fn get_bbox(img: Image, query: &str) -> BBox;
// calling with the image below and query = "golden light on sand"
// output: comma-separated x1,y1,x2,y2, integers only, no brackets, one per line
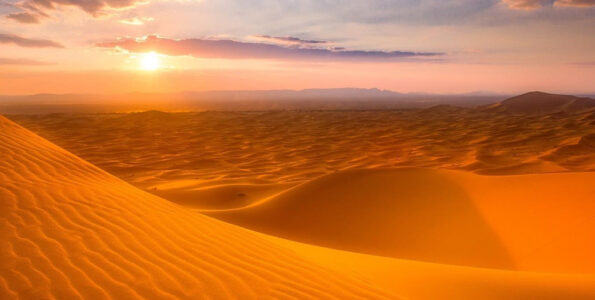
139,51,160,71
4,90,595,299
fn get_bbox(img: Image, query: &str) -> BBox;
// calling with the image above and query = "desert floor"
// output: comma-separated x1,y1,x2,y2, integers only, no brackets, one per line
3,98,595,299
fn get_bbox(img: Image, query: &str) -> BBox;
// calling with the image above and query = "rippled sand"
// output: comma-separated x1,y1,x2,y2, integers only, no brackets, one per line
3,92,595,299
10,104,595,194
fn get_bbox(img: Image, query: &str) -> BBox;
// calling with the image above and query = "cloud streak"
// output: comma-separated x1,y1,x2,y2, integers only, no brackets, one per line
0,57,50,65
119,16,154,25
503,0,595,9
97,35,442,62
555,0,595,7
4,0,146,23
502,0,549,9
6,12,41,23
252,35,329,48
0,33,63,48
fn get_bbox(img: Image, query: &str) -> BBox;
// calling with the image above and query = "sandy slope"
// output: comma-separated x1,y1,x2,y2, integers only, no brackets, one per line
271,235,595,300
209,168,595,273
486,91,595,114
9,106,595,204
0,116,394,299
210,169,514,269
2,115,595,299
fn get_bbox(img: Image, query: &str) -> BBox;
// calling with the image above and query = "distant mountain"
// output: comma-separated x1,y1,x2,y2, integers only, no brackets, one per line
486,92,595,114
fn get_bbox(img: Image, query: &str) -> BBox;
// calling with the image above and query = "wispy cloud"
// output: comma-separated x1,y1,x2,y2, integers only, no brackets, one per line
502,0,549,9
0,57,51,65
554,0,595,7
119,16,154,25
97,35,442,62
0,33,63,48
503,0,595,9
251,35,329,48
4,0,146,23
5,11,41,23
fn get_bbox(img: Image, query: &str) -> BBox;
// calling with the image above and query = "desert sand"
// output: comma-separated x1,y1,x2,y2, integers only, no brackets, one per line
2,92,595,299
211,168,595,273
0,116,395,299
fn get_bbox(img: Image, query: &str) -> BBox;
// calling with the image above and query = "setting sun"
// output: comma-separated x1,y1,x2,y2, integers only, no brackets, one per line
2,0,595,299
139,51,160,71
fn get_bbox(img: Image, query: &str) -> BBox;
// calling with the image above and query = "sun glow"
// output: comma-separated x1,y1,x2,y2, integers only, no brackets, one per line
139,52,160,71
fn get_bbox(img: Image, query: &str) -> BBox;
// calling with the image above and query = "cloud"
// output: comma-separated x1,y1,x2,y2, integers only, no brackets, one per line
97,35,442,62
4,0,146,23
554,0,595,7
503,0,595,9
502,0,549,9
0,33,63,48
252,35,329,48
5,11,41,23
119,16,154,25
0,57,50,65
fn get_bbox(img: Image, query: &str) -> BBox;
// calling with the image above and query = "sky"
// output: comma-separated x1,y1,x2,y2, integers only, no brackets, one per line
0,0,594,94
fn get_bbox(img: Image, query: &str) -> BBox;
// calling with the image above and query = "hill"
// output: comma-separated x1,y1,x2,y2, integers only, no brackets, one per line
208,168,595,273
2,115,595,299
0,115,393,299
486,92,595,114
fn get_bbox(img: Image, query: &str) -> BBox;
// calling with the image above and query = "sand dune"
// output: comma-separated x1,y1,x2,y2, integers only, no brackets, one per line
209,168,595,273
4,92,595,299
0,116,394,299
2,114,595,299
209,168,514,269
273,235,595,300
486,91,595,114
9,99,595,200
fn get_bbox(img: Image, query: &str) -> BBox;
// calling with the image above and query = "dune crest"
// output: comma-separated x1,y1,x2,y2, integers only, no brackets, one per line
486,91,595,114
209,168,595,273
209,168,514,269
2,115,595,299
0,116,394,299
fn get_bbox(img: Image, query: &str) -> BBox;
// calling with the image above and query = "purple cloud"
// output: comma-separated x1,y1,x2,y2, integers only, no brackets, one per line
503,0,595,9
253,35,329,48
555,0,595,6
5,12,41,23
97,35,442,62
0,57,51,65
0,33,63,48
4,0,145,23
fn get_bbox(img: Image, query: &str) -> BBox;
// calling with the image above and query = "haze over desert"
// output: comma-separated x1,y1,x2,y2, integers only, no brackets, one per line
2,0,595,299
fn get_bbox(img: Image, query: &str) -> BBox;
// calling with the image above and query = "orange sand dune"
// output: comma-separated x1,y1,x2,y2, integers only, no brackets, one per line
209,168,595,273
9,104,595,198
486,91,595,115
209,169,514,269
0,116,394,299
2,114,595,299
271,235,595,300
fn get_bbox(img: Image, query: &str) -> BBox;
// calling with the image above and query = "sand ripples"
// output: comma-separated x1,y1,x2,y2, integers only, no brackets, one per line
0,116,394,299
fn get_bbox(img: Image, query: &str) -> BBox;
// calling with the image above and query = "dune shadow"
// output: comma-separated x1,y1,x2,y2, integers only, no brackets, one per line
208,168,515,269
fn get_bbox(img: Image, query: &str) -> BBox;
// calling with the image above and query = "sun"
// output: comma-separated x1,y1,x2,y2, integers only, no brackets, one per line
139,51,160,71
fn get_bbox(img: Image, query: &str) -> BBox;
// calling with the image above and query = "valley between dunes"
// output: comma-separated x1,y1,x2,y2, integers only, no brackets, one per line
2,92,595,299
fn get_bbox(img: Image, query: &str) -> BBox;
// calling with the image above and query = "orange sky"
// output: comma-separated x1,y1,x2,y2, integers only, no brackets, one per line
1,0,594,94
2,62,594,95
